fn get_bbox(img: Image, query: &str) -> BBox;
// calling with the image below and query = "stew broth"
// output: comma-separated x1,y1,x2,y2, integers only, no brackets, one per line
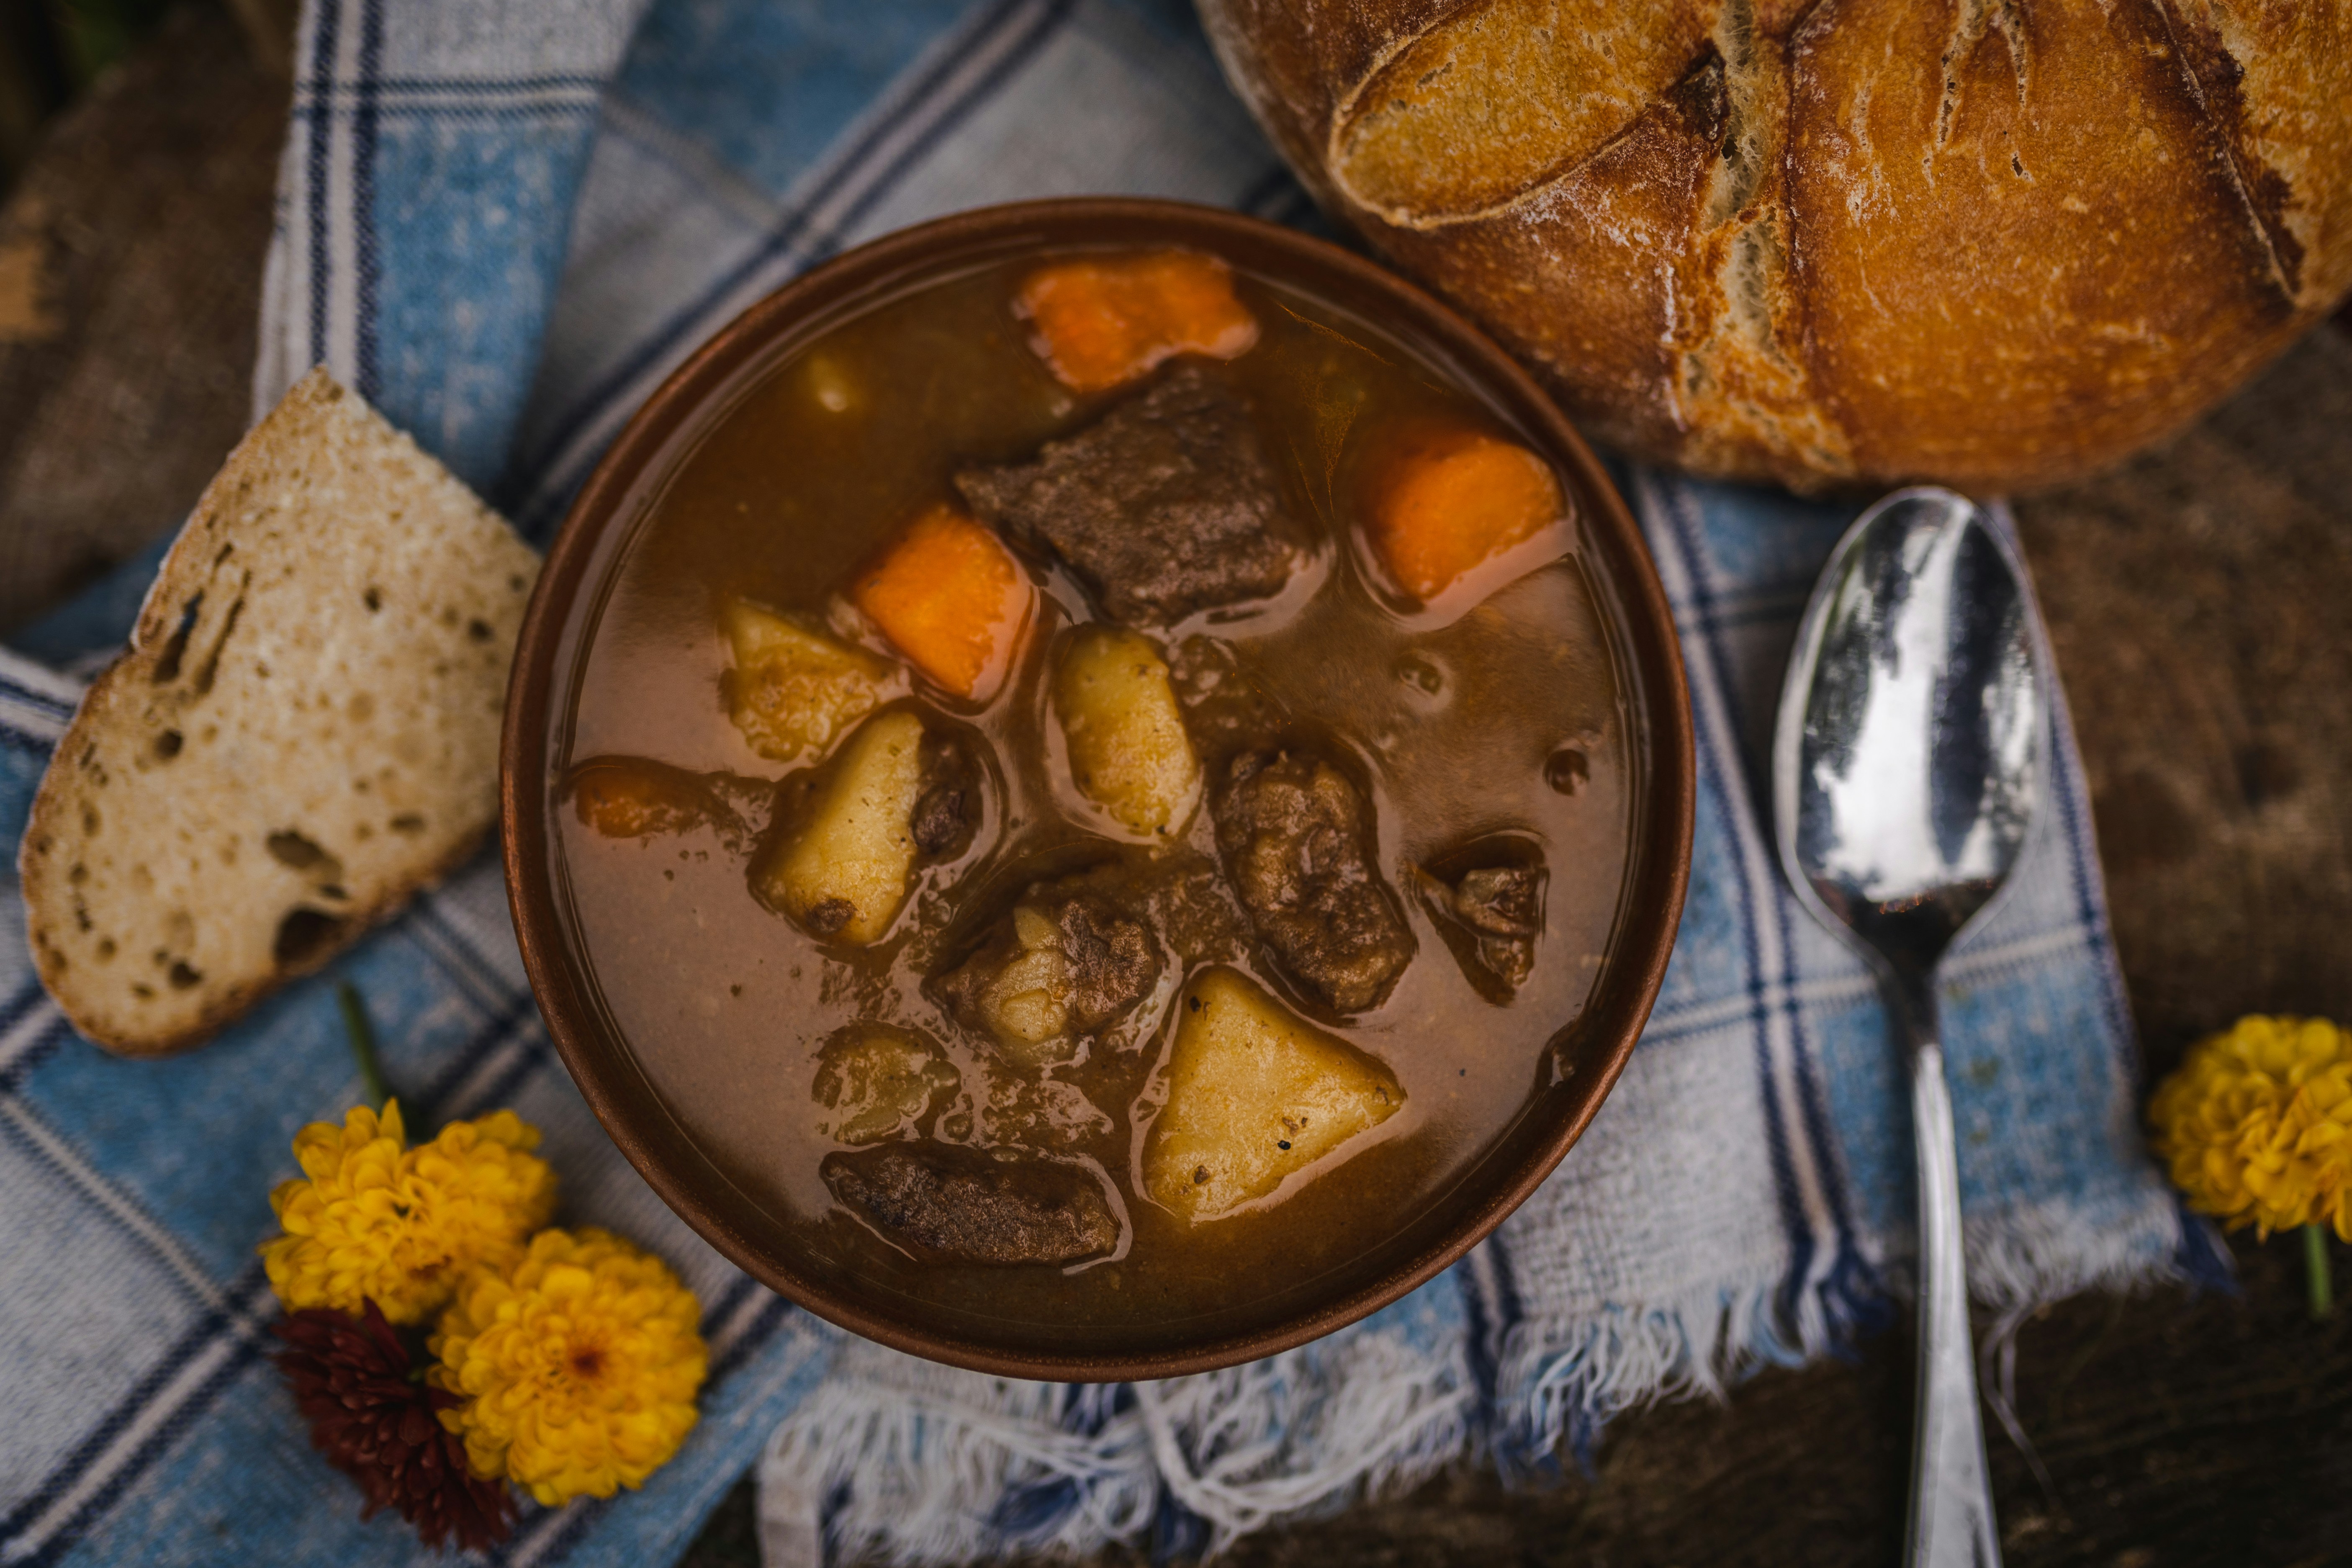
553,250,1632,1344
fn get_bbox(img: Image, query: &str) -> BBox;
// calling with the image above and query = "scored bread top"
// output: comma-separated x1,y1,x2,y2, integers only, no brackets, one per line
17,367,540,1056
1198,0,2352,492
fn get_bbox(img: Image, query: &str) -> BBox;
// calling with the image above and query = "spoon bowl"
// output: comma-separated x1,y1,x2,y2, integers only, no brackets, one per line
1778,488,2042,977
1773,486,2045,1568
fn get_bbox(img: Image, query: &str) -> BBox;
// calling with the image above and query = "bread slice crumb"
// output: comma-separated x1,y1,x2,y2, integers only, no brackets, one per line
16,367,540,1056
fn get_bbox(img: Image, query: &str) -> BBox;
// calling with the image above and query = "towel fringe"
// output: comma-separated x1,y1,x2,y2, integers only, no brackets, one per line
758,1198,2205,1564
1499,1191,2197,1476
1966,1195,2206,1505
1966,1192,2196,1314
1498,1262,1864,1473
757,1319,1474,1564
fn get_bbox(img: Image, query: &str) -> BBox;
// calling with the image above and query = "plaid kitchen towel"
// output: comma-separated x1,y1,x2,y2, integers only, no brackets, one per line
0,0,2205,1564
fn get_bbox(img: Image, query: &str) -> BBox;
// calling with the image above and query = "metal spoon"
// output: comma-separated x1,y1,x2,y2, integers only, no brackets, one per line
1772,487,2042,1568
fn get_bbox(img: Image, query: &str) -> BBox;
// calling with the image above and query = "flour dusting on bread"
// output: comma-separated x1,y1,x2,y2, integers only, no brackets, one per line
17,367,539,1056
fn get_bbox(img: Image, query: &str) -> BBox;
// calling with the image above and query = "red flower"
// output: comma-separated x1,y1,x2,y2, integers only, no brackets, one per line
274,1298,515,1552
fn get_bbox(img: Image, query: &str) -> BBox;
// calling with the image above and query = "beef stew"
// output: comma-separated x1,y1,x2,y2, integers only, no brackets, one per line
542,237,1641,1350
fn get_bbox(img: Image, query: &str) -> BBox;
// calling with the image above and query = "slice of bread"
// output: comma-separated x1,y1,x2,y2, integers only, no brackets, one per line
17,367,540,1056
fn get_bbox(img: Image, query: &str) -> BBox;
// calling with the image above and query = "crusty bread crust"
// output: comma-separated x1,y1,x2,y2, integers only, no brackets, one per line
16,368,540,1056
1200,0,2352,493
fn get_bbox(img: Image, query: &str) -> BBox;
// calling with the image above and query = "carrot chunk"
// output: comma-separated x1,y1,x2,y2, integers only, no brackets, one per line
1018,251,1259,393
571,759,706,839
848,504,1032,701
1369,428,1565,603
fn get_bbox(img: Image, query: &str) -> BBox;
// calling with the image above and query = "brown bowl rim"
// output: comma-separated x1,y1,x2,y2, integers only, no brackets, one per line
501,196,1694,1383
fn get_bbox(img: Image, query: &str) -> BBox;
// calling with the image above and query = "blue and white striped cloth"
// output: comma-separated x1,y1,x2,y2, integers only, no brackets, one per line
0,1,2204,1564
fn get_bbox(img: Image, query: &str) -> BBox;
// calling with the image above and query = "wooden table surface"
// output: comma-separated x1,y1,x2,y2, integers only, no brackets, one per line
5,7,2348,1564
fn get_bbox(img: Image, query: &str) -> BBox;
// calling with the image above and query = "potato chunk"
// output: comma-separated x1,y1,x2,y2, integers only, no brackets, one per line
972,905,1077,1059
756,709,928,944
1053,627,1200,838
1017,251,1259,394
849,504,1032,702
812,1023,961,1146
1142,966,1404,1222
1369,427,1565,603
720,597,899,763
931,889,1162,1068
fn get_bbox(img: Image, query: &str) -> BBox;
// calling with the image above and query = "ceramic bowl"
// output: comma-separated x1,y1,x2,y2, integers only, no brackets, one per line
501,198,1694,1380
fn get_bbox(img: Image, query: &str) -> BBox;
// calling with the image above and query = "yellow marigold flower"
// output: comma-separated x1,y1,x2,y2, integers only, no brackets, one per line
261,1100,558,1325
429,1227,706,1506
2149,1015,2352,1241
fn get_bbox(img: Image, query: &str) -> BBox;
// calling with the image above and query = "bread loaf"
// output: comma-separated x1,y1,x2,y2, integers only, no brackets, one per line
1199,0,2352,492
17,368,539,1056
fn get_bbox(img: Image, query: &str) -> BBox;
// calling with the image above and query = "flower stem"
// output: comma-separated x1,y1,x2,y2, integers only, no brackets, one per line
2306,1223,2334,1322
337,981,392,1111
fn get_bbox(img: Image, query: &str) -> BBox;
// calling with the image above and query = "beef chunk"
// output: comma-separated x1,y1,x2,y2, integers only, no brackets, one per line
822,1143,1119,1267
909,787,966,856
954,364,1305,625
910,731,977,858
1414,859,1546,999
1455,866,1545,940
931,884,1162,1065
1139,851,1252,970
1211,750,1414,1013
1044,892,1160,1032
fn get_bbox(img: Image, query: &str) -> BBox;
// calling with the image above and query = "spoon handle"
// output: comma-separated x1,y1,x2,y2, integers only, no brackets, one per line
1900,981,2003,1568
